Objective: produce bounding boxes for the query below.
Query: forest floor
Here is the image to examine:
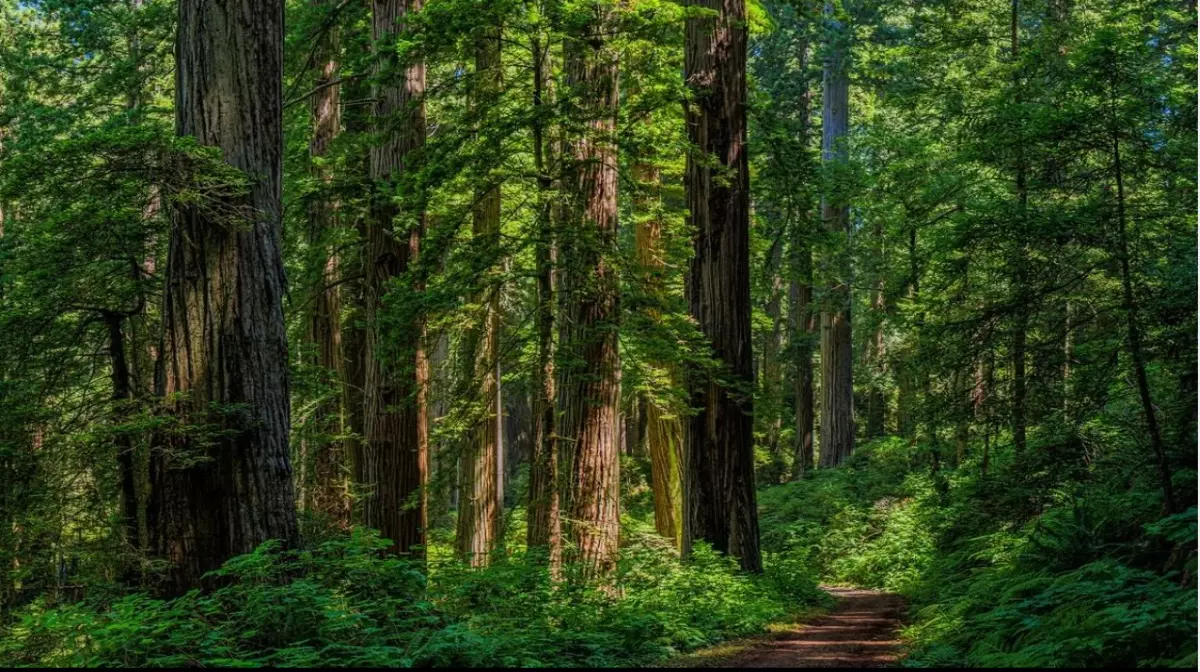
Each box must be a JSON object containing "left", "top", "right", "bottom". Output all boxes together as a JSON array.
[{"left": 664, "top": 587, "right": 907, "bottom": 668}]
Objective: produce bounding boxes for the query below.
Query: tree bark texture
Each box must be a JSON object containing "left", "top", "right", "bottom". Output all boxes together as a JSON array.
[
  {"left": 788, "top": 34, "right": 815, "bottom": 481},
  {"left": 362, "top": 0, "right": 428, "bottom": 556},
  {"left": 456, "top": 26, "right": 504, "bottom": 567},
  {"left": 555, "top": 7, "right": 622, "bottom": 577},
  {"left": 818, "top": 1, "right": 854, "bottom": 468},
  {"left": 303, "top": 0, "right": 350, "bottom": 525},
  {"left": 526, "top": 31, "right": 561, "bottom": 561},
  {"left": 684, "top": 0, "right": 763, "bottom": 573},
  {"left": 150, "top": 0, "right": 297, "bottom": 595}
]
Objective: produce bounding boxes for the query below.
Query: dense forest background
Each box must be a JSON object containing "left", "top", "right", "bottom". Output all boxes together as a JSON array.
[{"left": 0, "top": 0, "right": 1196, "bottom": 667}]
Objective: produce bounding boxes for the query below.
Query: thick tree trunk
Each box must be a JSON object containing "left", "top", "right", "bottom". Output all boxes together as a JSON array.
[
  {"left": 556, "top": 8, "right": 622, "bottom": 577},
  {"left": 456, "top": 26, "right": 504, "bottom": 567},
  {"left": 684, "top": 0, "right": 762, "bottom": 573},
  {"left": 818, "top": 1, "right": 854, "bottom": 468},
  {"left": 149, "top": 0, "right": 297, "bottom": 595},
  {"left": 362, "top": 0, "right": 428, "bottom": 556},
  {"left": 304, "top": 0, "right": 350, "bottom": 525}
]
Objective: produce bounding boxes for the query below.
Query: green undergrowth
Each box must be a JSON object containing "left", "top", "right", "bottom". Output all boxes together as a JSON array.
[
  {"left": 0, "top": 519, "right": 825, "bottom": 668},
  {"left": 757, "top": 434, "right": 1197, "bottom": 668}
]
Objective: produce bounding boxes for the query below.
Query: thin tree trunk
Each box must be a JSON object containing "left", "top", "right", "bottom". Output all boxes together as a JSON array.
[
  {"left": 149, "top": 0, "right": 297, "bottom": 595},
  {"left": 764, "top": 241, "right": 785, "bottom": 480},
  {"left": 1109, "top": 80, "right": 1175, "bottom": 514},
  {"left": 818, "top": 0, "right": 854, "bottom": 468},
  {"left": 684, "top": 0, "right": 762, "bottom": 573},
  {"left": 304, "top": 0, "right": 350, "bottom": 525},
  {"left": 865, "top": 218, "right": 886, "bottom": 439},
  {"left": 1010, "top": 0, "right": 1028, "bottom": 455},
  {"left": 103, "top": 312, "right": 139, "bottom": 556},
  {"left": 362, "top": 0, "right": 428, "bottom": 556},
  {"left": 456, "top": 25, "right": 504, "bottom": 567},
  {"left": 526, "top": 30, "right": 561, "bottom": 563},
  {"left": 790, "top": 255, "right": 815, "bottom": 478},
  {"left": 556, "top": 7, "right": 622, "bottom": 577},
  {"left": 789, "top": 34, "right": 815, "bottom": 480}
]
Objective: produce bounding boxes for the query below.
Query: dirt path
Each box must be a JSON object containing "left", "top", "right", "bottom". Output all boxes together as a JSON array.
[{"left": 721, "top": 587, "right": 907, "bottom": 668}]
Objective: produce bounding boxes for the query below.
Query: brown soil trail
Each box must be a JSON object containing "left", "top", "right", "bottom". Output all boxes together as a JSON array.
[{"left": 722, "top": 587, "right": 907, "bottom": 668}]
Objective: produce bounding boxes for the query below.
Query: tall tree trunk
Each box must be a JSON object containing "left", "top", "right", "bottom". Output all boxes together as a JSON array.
[
  {"left": 818, "top": 0, "right": 854, "bottom": 468},
  {"left": 526, "top": 29, "right": 561, "bottom": 562},
  {"left": 789, "top": 34, "right": 815, "bottom": 481},
  {"left": 556, "top": 6, "right": 622, "bottom": 577},
  {"left": 684, "top": 0, "right": 762, "bottom": 573},
  {"left": 149, "top": 0, "right": 297, "bottom": 595},
  {"left": 456, "top": 26, "right": 504, "bottom": 567},
  {"left": 342, "top": 72, "right": 370, "bottom": 533},
  {"left": 1109, "top": 76, "right": 1175, "bottom": 514},
  {"left": 362, "top": 0, "right": 428, "bottom": 556},
  {"left": 1010, "top": 0, "right": 1028, "bottom": 455},
  {"left": 304, "top": 0, "right": 350, "bottom": 525}
]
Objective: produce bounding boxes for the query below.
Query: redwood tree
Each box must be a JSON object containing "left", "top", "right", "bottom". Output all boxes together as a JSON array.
[
  {"left": 456, "top": 24, "right": 504, "bottom": 567},
  {"left": 555, "top": 3, "right": 622, "bottom": 576},
  {"left": 683, "top": 0, "right": 762, "bottom": 573},
  {"left": 303, "top": 0, "right": 350, "bottom": 525},
  {"left": 817, "top": 0, "right": 854, "bottom": 468},
  {"left": 149, "top": 0, "right": 297, "bottom": 594},
  {"left": 360, "top": 0, "right": 428, "bottom": 556}
]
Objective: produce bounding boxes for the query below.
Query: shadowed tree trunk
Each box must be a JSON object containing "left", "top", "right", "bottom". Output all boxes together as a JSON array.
[
  {"left": 103, "top": 311, "right": 139, "bottom": 556},
  {"left": 361, "top": 0, "right": 428, "bottom": 556},
  {"left": 303, "top": 0, "right": 350, "bottom": 525},
  {"left": 684, "top": 0, "right": 762, "bottom": 573},
  {"left": 149, "top": 0, "right": 297, "bottom": 595},
  {"left": 763, "top": 241, "right": 785, "bottom": 481},
  {"left": 456, "top": 24, "right": 503, "bottom": 567},
  {"left": 555, "top": 5, "right": 622, "bottom": 577},
  {"left": 1010, "top": 0, "right": 1029, "bottom": 456},
  {"left": 790, "top": 250, "right": 815, "bottom": 478},
  {"left": 526, "top": 28, "right": 561, "bottom": 562},
  {"left": 818, "top": 0, "right": 854, "bottom": 468},
  {"left": 1108, "top": 67, "right": 1175, "bottom": 514},
  {"left": 788, "top": 32, "right": 815, "bottom": 481}
]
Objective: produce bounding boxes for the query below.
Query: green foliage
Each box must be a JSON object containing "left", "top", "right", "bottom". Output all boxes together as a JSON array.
[
  {"left": 758, "top": 433, "right": 1198, "bottom": 669},
  {"left": 0, "top": 528, "right": 824, "bottom": 668}
]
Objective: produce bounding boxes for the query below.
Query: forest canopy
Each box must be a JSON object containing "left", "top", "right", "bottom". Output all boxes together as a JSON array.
[{"left": 0, "top": 0, "right": 1195, "bottom": 667}]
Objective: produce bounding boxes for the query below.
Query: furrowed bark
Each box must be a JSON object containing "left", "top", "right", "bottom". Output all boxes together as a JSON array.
[
  {"left": 150, "top": 0, "right": 297, "bottom": 595},
  {"left": 684, "top": 0, "right": 763, "bottom": 573},
  {"left": 526, "top": 29, "right": 561, "bottom": 563},
  {"left": 362, "top": 0, "right": 428, "bottom": 556},
  {"left": 304, "top": 0, "right": 350, "bottom": 525},
  {"left": 818, "top": 0, "right": 854, "bottom": 468},
  {"left": 556, "top": 5, "right": 622, "bottom": 577},
  {"left": 456, "top": 25, "right": 504, "bottom": 567}
]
